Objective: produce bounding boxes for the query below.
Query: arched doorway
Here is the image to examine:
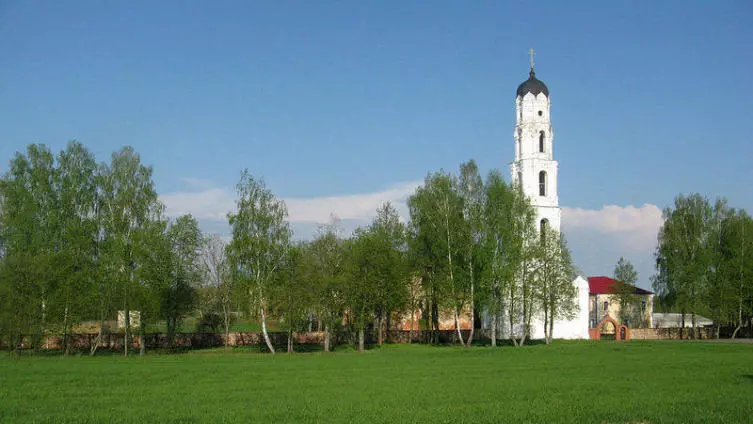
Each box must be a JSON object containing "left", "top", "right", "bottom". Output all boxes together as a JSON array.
[
  {"left": 589, "top": 316, "right": 629, "bottom": 341},
  {"left": 600, "top": 320, "right": 616, "bottom": 341}
]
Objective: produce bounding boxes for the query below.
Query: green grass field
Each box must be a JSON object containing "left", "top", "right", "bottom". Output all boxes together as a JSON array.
[{"left": 1, "top": 341, "right": 751, "bottom": 423}]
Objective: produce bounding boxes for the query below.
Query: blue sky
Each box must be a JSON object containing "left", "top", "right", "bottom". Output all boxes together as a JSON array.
[{"left": 1, "top": 1, "right": 752, "bottom": 288}]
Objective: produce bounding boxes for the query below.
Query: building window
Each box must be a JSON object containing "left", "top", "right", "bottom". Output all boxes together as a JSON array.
[
  {"left": 641, "top": 301, "right": 647, "bottom": 312},
  {"left": 603, "top": 301, "right": 608, "bottom": 312},
  {"left": 517, "top": 172, "right": 522, "bottom": 186},
  {"left": 539, "top": 131, "right": 545, "bottom": 153},
  {"left": 538, "top": 110, "right": 543, "bottom": 117},
  {"left": 538, "top": 171, "right": 546, "bottom": 196},
  {"left": 540, "top": 219, "right": 549, "bottom": 244}
]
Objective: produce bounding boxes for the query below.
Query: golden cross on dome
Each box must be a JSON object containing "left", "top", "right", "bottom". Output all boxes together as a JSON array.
[{"left": 529, "top": 48, "right": 535, "bottom": 70}]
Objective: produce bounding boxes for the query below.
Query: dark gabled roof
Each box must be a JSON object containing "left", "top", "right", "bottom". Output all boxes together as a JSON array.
[
  {"left": 588, "top": 276, "right": 654, "bottom": 295},
  {"left": 516, "top": 69, "right": 549, "bottom": 98}
]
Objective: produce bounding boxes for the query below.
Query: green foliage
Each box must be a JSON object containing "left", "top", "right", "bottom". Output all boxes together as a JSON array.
[
  {"left": 536, "top": 227, "right": 578, "bottom": 344},
  {"left": 654, "top": 193, "right": 753, "bottom": 335},
  {"left": 347, "top": 202, "right": 410, "bottom": 346},
  {"left": 226, "top": 170, "right": 291, "bottom": 353},
  {"left": 613, "top": 257, "right": 642, "bottom": 327}
]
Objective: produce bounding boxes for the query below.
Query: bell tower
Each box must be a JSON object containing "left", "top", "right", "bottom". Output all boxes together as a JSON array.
[{"left": 510, "top": 49, "right": 561, "bottom": 233}]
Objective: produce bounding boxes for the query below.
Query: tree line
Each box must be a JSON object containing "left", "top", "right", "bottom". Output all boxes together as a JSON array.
[
  {"left": 0, "top": 143, "right": 582, "bottom": 355},
  {"left": 653, "top": 194, "right": 753, "bottom": 338}
]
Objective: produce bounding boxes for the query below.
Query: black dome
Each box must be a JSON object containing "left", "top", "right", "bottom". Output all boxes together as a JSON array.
[{"left": 516, "top": 69, "right": 549, "bottom": 98}]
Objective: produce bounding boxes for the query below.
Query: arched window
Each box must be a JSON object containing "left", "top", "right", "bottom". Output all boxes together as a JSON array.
[
  {"left": 538, "top": 171, "right": 546, "bottom": 196},
  {"left": 540, "top": 218, "right": 549, "bottom": 244},
  {"left": 539, "top": 131, "right": 545, "bottom": 153}
]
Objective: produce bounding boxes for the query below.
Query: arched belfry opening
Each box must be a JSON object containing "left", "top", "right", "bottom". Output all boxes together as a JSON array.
[
  {"left": 540, "top": 218, "right": 549, "bottom": 244},
  {"left": 539, "top": 131, "right": 545, "bottom": 153},
  {"left": 538, "top": 171, "right": 547, "bottom": 196}
]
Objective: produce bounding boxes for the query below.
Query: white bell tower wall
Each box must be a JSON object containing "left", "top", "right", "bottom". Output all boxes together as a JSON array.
[{"left": 510, "top": 90, "right": 561, "bottom": 233}]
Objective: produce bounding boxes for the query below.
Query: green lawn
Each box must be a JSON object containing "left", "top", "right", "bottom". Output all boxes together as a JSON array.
[{"left": 1, "top": 341, "right": 751, "bottom": 423}]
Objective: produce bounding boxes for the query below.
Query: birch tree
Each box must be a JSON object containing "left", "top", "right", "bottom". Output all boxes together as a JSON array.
[
  {"left": 201, "top": 234, "right": 233, "bottom": 346},
  {"left": 536, "top": 227, "right": 577, "bottom": 345},
  {"left": 653, "top": 194, "right": 712, "bottom": 338},
  {"left": 722, "top": 210, "right": 753, "bottom": 339},
  {"left": 98, "top": 146, "right": 162, "bottom": 356},
  {"left": 408, "top": 171, "right": 466, "bottom": 345},
  {"left": 458, "top": 161, "right": 483, "bottom": 347},
  {"left": 227, "top": 170, "right": 291, "bottom": 354},
  {"left": 612, "top": 257, "right": 640, "bottom": 326},
  {"left": 480, "top": 171, "right": 535, "bottom": 347},
  {"left": 308, "top": 221, "right": 347, "bottom": 352}
]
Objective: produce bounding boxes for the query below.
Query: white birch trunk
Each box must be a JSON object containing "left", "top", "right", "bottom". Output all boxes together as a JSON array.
[{"left": 260, "top": 300, "right": 275, "bottom": 354}]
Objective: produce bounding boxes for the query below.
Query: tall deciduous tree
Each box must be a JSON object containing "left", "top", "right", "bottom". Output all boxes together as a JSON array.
[
  {"left": 457, "top": 161, "right": 484, "bottom": 347},
  {"left": 480, "top": 171, "right": 536, "bottom": 347},
  {"left": 161, "top": 215, "right": 202, "bottom": 349},
  {"left": 306, "top": 220, "right": 348, "bottom": 352},
  {"left": 227, "top": 171, "right": 291, "bottom": 354},
  {"left": 721, "top": 210, "right": 753, "bottom": 339},
  {"left": 98, "top": 146, "right": 163, "bottom": 356},
  {"left": 0, "top": 145, "right": 59, "bottom": 351},
  {"left": 654, "top": 194, "right": 712, "bottom": 338},
  {"left": 612, "top": 257, "right": 640, "bottom": 327},
  {"left": 201, "top": 234, "right": 233, "bottom": 346},
  {"left": 536, "top": 227, "right": 577, "bottom": 345},
  {"left": 408, "top": 171, "right": 466, "bottom": 345},
  {"left": 348, "top": 202, "right": 409, "bottom": 349}
]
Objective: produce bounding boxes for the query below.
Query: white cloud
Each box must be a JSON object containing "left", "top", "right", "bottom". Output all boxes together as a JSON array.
[
  {"left": 283, "top": 181, "right": 420, "bottom": 223},
  {"left": 561, "top": 204, "right": 664, "bottom": 286},
  {"left": 561, "top": 204, "right": 663, "bottom": 252},
  {"left": 161, "top": 187, "right": 235, "bottom": 222},
  {"left": 160, "top": 182, "right": 663, "bottom": 287},
  {"left": 160, "top": 180, "right": 421, "bottom": 226}
]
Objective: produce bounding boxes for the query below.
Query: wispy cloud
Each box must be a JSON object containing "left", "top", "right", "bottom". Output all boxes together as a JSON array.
[
  {"left": 160, "top": 180, "right": 421, "bottom": 225},
  {"left": 562, "top": 204, "right": 663, "bottom": 252},
  {"left": 161, "top": 182, "right": 663, "bottom": 286}
]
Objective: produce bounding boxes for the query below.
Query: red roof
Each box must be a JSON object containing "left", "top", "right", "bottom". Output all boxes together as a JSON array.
[{"left": 588, "top": 276, "right": 654, "bottom": 295}]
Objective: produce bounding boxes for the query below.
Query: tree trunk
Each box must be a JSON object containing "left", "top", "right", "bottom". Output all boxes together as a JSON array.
[
  {"left": 409, "top": 308, "right": 415, "bottom": 344},
  {"left": 90, "top": 328, "right": 102, "bottom": 356},
  {"left": 431, "top": 296, "right": 439, "bottom": 344},
  {"left": 548, "top": 311, "right": 554, "bottom": 345},
  {"left": 510, "top": 308, "right": 518, "bottom": 348},
  {"left": 378, "top": 313, "right": 384, "bottom": 346},
  {"left": 490, "top": 310, "right": 497, "bottom": 347},
  {"left": 139, "top": 321, "right": 145, "bottom": 356},
  {"left": 260, "top": 301, "right": 275, "bottom": 354},
  {"left": 358, "top": 327, "right": 365, "bottom": 352},
  {"left": 731, "top": 303, "right": 743, "bottom": 339},
  {"left": 324, "top": 323, "right": 331, "bottom": 352},
  {"left": 454, "top": 308, "right": 465, "bottom": 346},
  {"left": 124, "top": 302, "right": 130, "bottom": 358},
  {"left": 287, "top": 328, "right": 294, "bottom": 353},
  {"left": 222, "top": 303, "right": 230, "bottom": 349},
  {"left": 466, "top": 277, "right": 474, "bottom": 348}
]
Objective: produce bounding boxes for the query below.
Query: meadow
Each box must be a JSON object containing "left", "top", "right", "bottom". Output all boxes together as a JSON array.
[{"left": 1, "top": 341, "right": 751, "bottom": 423}]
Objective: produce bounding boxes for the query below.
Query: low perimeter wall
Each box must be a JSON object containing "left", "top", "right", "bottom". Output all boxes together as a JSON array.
[
  {"left": 630, "top": 327, "right": 715, "bottom": 340},
  {"left": 0, "top": 330, "right": 474, "bottom": 350}
]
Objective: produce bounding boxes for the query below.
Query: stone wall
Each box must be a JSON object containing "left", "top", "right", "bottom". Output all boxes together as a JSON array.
[
  {"left": 0, "top": 330, "right": 474, "bottom": 351},
  {"left": 630, "top": 327, "right": 715, "bottom": 340}
]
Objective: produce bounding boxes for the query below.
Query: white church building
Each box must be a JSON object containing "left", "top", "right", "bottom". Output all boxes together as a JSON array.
[{"left": 485, "top": 54, "right": 590, "bottom": 340}]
